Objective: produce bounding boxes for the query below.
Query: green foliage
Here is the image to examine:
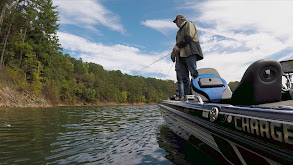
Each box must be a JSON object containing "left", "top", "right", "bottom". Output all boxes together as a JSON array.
[
  {"left": 0, "top": 0, "right": 177, "bottom": 105},
  {"left": 121, "top": 91, "right": 127, "bottom": 103},
  {"left": 228, "top": 81, "right": 239, "bottom": 92},
  {"left": 6, "top": 67, "right": 27, "bottom": 90}
]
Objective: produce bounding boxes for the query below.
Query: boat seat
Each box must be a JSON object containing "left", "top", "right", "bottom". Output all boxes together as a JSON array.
[
  {"left": 191, "top": 68, "right": 232, "bottom": 102},
  {"left": 231, "top": 59, "right": 282, "bottom": 105}
]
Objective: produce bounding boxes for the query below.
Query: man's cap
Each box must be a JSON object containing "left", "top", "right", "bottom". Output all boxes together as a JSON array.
[{"left": 173, "top": 14, "right": 186, "bottom": 23}]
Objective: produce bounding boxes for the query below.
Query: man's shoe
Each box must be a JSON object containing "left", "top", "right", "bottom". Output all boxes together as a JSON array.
[{"left": 175, "top": 96, "right": 184, "bottom": 101}]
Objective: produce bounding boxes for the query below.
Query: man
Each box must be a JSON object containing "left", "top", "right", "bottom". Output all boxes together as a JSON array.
[{"left": 172, "top": 14, "right": 203, "bottom": 99}]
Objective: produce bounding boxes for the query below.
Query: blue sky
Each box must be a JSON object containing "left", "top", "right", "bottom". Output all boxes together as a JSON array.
[{"left": 53, "top": 0, "right": 293, "bottom": 82}]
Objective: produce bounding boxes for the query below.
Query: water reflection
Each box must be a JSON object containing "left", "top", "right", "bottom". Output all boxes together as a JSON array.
[
  {"left": 0, "top": 105, "right": 217, "bottom": 164},
  {"left": 157, "top": 125, "right": 220, "bottom": 165}
]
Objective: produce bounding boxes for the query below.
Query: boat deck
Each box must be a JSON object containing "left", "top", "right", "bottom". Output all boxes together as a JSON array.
[{"left": 258, "top": 100, "right": 293, "bottom": 108}]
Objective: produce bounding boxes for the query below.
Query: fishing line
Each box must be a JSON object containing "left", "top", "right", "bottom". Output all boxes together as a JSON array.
[
  {"left": 132, "top": 53, "right": 171, "bottom": 76},
  {"left": 164, "top": 62, "right": 174, "bottom": 79}
]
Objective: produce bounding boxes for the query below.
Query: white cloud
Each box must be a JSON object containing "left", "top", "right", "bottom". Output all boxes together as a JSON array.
[
  {"left": 53, "top": 0, "right": 125, "bottom": 34},
  {"left": 57, "top": 32, "right": 176, "bottom": 80},
  {"left": 196, "top": 1, "right": 293, "bottom": 40},
  {"left": 141, "top": 19, "right": 177, "bottom": 35}
]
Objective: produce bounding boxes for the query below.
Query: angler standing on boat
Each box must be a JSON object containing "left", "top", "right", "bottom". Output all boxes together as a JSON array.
[{"left": 172, "top": 14, "right": 204, "bottom": 100}]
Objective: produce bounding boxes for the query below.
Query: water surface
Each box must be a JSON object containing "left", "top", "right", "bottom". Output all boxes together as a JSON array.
[{"left": 0, "top": 105, "right": 218, "bottom": 164}]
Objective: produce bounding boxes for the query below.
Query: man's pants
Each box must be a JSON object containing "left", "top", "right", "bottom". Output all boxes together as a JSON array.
[{"left": 176, "top": 55, "right": 197, "bottom": 97}]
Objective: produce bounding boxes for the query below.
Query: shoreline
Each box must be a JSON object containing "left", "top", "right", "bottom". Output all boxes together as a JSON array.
[
  {"left": 0, "top": 86, "right": 157, "bottom": 109},
  {"left": 0, "top": 102, "right": 157, "bottom": 109},
  {"left": 53, "top": 102, "right": 157, "bottom": 107}
]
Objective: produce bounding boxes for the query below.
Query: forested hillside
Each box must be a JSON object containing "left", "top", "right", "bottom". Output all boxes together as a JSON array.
[{"left": 0, "top": 0, "right": 176, "bottom": 105}]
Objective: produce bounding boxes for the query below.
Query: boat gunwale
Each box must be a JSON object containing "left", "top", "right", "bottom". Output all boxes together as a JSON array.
[{"left": 161, "top": 100, "right": 293, "bottom": 123}]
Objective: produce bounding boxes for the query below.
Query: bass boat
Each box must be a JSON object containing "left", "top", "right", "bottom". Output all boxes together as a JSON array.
[{"left": 158, "top": 59, "right": 293, "bottom": 164}]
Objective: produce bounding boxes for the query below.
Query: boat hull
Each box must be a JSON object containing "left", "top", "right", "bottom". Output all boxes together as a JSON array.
[{"left": 158, "top": 100, "right": 293, "bottom": 164}]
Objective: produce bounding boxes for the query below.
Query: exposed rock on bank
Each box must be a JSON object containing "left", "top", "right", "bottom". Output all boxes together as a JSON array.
[{"left": 0, "top": 86, "right": 51, "bottom": 108}]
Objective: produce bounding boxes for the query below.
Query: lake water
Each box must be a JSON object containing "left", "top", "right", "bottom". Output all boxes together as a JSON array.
[{"left": 0, "top": 105, "right": 219, "bottom": 164}]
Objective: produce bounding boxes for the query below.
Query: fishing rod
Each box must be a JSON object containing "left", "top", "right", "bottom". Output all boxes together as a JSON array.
[{"left": 132, "top": 53, "right": 171, "bottom": 76}]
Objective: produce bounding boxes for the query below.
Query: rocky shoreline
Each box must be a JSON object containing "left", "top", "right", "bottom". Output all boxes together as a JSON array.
[
  {"left": 0, "top": 86, "right": 156, "bottom": 108},
  {"left": 0, "top": 86, "right": 51, "bottom": 108}
]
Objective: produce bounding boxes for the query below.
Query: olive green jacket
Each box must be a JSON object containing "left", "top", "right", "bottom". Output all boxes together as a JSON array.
[{"left": 176, "top": 21, "right": 203, "bottom": 60}]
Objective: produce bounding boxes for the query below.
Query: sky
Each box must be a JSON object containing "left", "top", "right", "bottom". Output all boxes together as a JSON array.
[{"left": 52, "top": 0, "right": 293, "bottom": 83}]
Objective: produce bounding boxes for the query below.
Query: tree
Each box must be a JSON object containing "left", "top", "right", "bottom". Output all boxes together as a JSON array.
[
  {"left": 0, "top": 0, "right": 19, "bottom": 68},
  {"left": 121, "top": 91, "right": 127, "bottom": 103},
  {"left": 0, "top": 0, "right": 13, "bottom": 33}
]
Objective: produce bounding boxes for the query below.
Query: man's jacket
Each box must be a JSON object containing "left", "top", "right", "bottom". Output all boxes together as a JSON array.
[{"left": 176, "top": 21, "right": 203, "bottom": 61}]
